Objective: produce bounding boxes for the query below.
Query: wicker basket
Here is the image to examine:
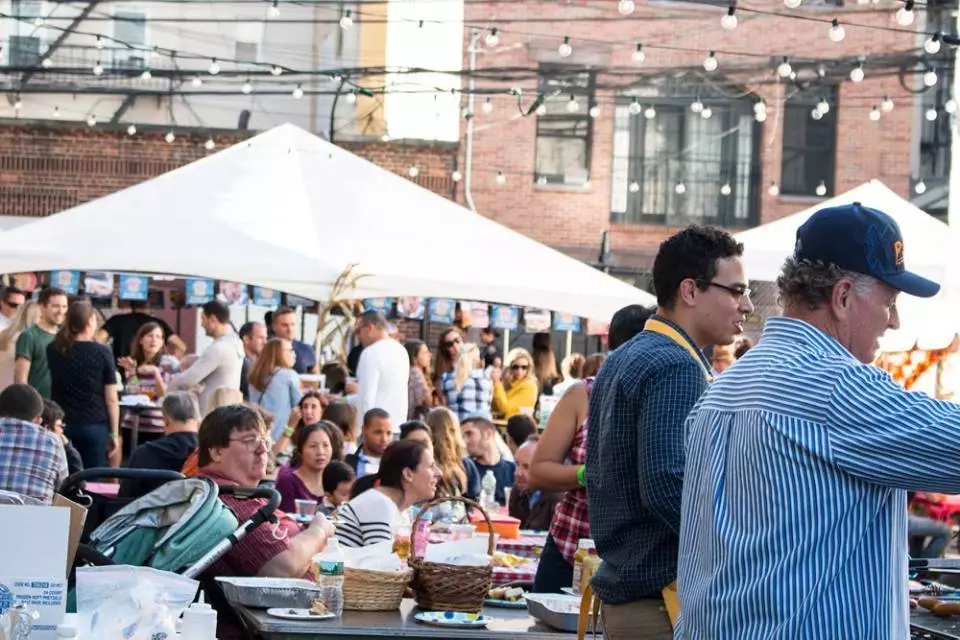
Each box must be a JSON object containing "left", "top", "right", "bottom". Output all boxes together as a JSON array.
[
  {"left": 408, "top": 496, "right": 495, "bottom": 613},
  {"left": 343, "top": 566, "right": 412, "bottom": 611}
]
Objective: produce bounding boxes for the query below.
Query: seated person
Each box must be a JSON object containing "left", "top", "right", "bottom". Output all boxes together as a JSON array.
[
  {"left": 322, "top": 460, "right": 356, "bottom": 512},
  {"left": 0, "top": 384, "right": 68, "bottom": 503},
  {"left": 336, "top": 440, "right": 437, "bottom": 548},
  {"left": 508, "top": 436, "right": 561, "bottom": 531},
  {"left": 505, "top": 414, "right": 537, "bottom": 454},
  {"left": 399, "top": 420, "right": 433, "bottom": 451},
  {"left": 120, "top": 392, "right": 202, "bottom": 499},
  {"left": 462, "top": 415, "right": 515, "bottom": 505},
  {"left": 198, "top": 405, "right": 335, "bottom": 578},
  {"left": 41, "top": 399, "right": 83, "bottom": 477},
  {"left": 344, "top": 408, "right": 393, "bottom": 477},
  {"left": 275, "top": 422, "right": 342, "bottom": 513}
]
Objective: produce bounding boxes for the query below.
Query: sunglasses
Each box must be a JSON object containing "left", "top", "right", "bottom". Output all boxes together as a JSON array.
[
  {"left": 511, "top": 364, "right": 529, "bottom": 371},
  {"left": 444, "top": 338, "right": 462, "bottom": 348}
]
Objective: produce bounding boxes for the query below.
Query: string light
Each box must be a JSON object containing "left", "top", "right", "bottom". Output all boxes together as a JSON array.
[
  {"left": 690, "top": 99, "right": 703, "bottom": 114},
  {"left": 850, "top": 62, "right": 864, "bottom": 83},
  {"left": 777, "top": 57, "right": 792, "bottom": 79},
  {"left": 208, "top": 58, "right": 220, "bottom": 75},
  {"left": 675, "top": 182, "right": 687, "bottom": 195},
  {"left": 816, "top": 97, "right": 830, "bottom": 115},
  {"left": 165, "top": 130, "right": 175, "bottom": 143},
  {"left": 703, "top": 51, "right": 718, "bottom": 72},
  {"left": 204, "top": 138, "right": 216, "bottom": 151},
  {"left": 53, "top": 106, "right": 60, "bottom": 118},
  {"left": 644, "top": 105, "right": 656, "bottom": 119},
  {"left": 13, "top": 96, "right": 21, "bottom": 111},
  {"left": 566, "top": 95, "right": 579, "bottom": 113},
  {"left": 481, "top": 98, "right": 493, "bottom": 114},
  {"left": 589, "top": 104, "right": 600, "bottom": 118},
  {"left": 86, "top": 114, "right": 96, "bottom": 127},
  {"left": 946, "top": 99, "right": 958, "bottom": 114},
  {"left": 628, "top": 97, "right": 642, "bottom": 115},
  {"left": 345, "top": 91, "right": 357, "bottom": 105},
  {"left": 632, "top": 43, "right": 645, "bottom": 64},
  {"left": 721, "top": 5, "right": 738, "bottom": 30},
  {"left": 925, "top": 33, "right": 942, "bottom": 55},
  {"left": 92, "top": 61, "right": 103, "bottom": 76},
  {"left": 701, "top": 106, "right": 713, "bottom": 119},
  {"left": 881, "top": 96, "right": 894, "bottom": 113},
  {"left": 811, "top": 108, "right": 823, "bottom": 121},
  {"left": 268, "top": 0, "right": 280, "bottom": 17},
  {"left": 755, "top": 110, "right": 767, "bottom": 122},
  {"left": 924, "top": 69, "right": 938, "bottom": 87},
  {"left": 926, "top": 107, "right": 938, "bottom": 121},
  {"left": 828, "top": 19, "right": 845, "bottom": 43},
  {"left": 720, "top": 183, "right": 732, "bottom": 196},
  {"left": 496, "top": 171, "right": 507, "bottom": 185},
  {"left": 815, "top": 181, "right": 827, "bottom": 197},
  {"left": 768, "top": 182, "right": 780, "bottom": 196},
  {"left": 41, "top": 58, "right": 52, "bottom": 69},
  {"left": 408, "top": 165, "right": 419, "bottom": 178},
  {"left": 558, "top": 36, "right": 572, "bottom": 58},
  {"left": 915, "top": 179, "right": 927, "bottom": 195},
  {"left": 33, "top": 16, "right": 43, "bottom": 26},
  {"left": 451, "top": 170, "right": 463, "bottom": 182},
  {"left": 191, "top": 76, "right": 203, "bottom": 87},
  {"left": 869, "top": 106, "right": 881, "bottom": 121},
  {"left": 485, "top": 28, "right": 499, "bottom": 47},
  {"left": 292, "top": 84, "right": 304, "bottom": 99},
  {"left": 140, "top": 68, "right": 152, "bottom": 80},
  {"left": 242, "top": 79, "right": 253, "bottom": 94},
  {"left": 618, "top": 0, "right": 636, "bottom": 15},
  {"left": 896, "top": 0, "right": 915, "bottom": 27},
  {"left": 126, "top": 124, "right": 136, "bottom": 135},
  {"left": 536, "top": 104, "right": 547, "bottom": 116},
  {"left": 629, "top": 181, "right": 640, "bottom": 193},
  {"left": 339, "top": 10, "right": 353, "bottom": 29},
  {"left": 784, "top": 0, "right": 802, "bottom": 7},
  {"left": 95, "top": 35, "right": 104, "bottom": 50},
  {"left": 270, "top": 65, "right": 282, "bottom": 76}
]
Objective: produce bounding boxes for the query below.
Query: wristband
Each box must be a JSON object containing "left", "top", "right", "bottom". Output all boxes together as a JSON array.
[
  {"left": 284, "top": 426, "right": 295, "bottom": 438},
  {"left": 110, "top": 432, "right": 121, "bottom": 441},
  {"left": 576, "top": 464, "right": 587, "bottom": 488}
]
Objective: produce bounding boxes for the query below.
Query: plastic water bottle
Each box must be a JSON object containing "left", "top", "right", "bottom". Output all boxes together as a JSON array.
[
  {"left": 481, "top": 470, "right": 497, "bottom": 510},
  {"left": 314, "top": 538, "right": 346, "bottom": 617},
  {"left": 180, "top": 592, "right": 217, "bottom": 640}
]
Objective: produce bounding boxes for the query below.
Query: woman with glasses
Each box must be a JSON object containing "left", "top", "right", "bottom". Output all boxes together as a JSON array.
[
  {"left": 432, "top": 329, "right": 462, "bottom": 403},
  {"left": 492, "top": 348, "right": 539, "bottom": 420},
  {"left": 248, "top": 338, "right": 302, "bottom": 441}
]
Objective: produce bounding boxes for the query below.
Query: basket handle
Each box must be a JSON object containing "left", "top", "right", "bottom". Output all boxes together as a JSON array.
[{"left": 409, "top": 496, "right": 495, "bottom": 561}]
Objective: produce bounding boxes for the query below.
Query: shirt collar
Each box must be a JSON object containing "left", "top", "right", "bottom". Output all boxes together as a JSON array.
[
  {"left": 647, "top": 314, "right": 713, "bottom": 374},
  {"left": 760, "top": 316, "right": 859, "bottom": 362}
]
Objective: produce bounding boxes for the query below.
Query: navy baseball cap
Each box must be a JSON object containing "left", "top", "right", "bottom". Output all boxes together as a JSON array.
[{"left": 794, "top": 201, "right": 940, "bottom": 298}]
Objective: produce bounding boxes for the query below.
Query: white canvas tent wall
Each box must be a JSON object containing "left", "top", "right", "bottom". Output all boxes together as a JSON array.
[
  {"left": 0, "top": 124, "right": 653, "bottom": 320},
  {"left": 735, "top": 180, "right": 960, "bottom": 351}
]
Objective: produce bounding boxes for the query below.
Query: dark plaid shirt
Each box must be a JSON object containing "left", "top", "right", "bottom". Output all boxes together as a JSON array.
[{"left": 585, "top": 316, "right": 710, "bottom": 604}]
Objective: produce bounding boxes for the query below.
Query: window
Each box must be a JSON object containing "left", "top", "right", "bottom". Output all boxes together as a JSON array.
[
  {"left": 8, "top": 0, "right": 42, "bottom": 66},
  {"left": 919, "top": 0, "right": 954, "bottom": 186},
  {"left": 112, "top": 10, "right": 147, "bottom": 68},
  {"left": 780, "top": 87, "right": 837, "bottom": 197},
  {"left": 610, "top": 78, "right": 760, "bottom": 227},
  {"left": 534, "top": 67, "right": 595, "bottom": 185},
  {"left": 8, "top": 35, "right": 39, "bottom": 67}
]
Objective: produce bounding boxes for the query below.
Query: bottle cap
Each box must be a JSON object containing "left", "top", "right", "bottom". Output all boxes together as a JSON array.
[{"left": 577, "top": 539, "right": 595, "bottom": 551}]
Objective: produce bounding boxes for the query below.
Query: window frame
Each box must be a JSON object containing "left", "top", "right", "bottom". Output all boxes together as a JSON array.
[
  {"left": 533, "top": 65, "right": 596, "bottom": 186},
  {"left": 111, "top": 7, "right": 149, "bottom": 69},
  {"left": 779, "top": 86, "right": 838, "bottom": 197}
]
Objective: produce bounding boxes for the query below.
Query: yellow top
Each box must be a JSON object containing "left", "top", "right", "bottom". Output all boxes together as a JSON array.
[{"left": 492, "top": 376, "right": 539, "bottom": 419}]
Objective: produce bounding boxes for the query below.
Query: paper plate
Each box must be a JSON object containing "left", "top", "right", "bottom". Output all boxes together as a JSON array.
[
  {"left": 414, "top": 611, "right": 492, "bottom": 628},
  {"left": 266, "top": 608, "right": 336, "bottom": 621},
  {"left": 484, "top": 597, "right": 527, "bottom": 609}
]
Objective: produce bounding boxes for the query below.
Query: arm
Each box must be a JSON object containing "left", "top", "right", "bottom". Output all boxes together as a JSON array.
[
  {"left": 826, "top": 363, "right": 960, "bottom": 493},
  {"left": 288, "top": 371, "right": 303, "bottom": 414},
  {"left": 105, "top": 383, "right": 121, "bottom": 466},
  {"left": 356, "top": 353, "right": 379, "bottom": 415},
  {"left": 168, "top": 345, "right": 221, "bottom": 391},
  {"left": 153, "top": 368, "right": 168, "bottom": 397},
  {"left": 530, "top": 383, "right": 588, "bottom": 491},
  {"left": 13, "top": 333, "right": 32, "bottom": 384},
  {"left": 258, "top": 524, "right": 329, "bottom": 578},
  {"left": 637, "top": 361, "right": 708, "bottom": 535},
  {"left": 493, "top": 378, "right": 538, "bottom": 417}
]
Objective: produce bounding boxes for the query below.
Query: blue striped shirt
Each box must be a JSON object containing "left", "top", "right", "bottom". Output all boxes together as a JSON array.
[{"left": 677, "top": 316, "right": 960, "bottom": 639}]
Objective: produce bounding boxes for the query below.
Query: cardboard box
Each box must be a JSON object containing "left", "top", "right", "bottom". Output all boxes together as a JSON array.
[{"left": 52, "top": 494, "right": 88, "bottom": 578}]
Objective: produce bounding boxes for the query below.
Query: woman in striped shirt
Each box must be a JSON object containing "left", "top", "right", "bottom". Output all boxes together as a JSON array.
[
  {"left": 119, "top": 322, "right": 178, "bottom": 432},
  {"left": 335, "top": 439, "right": 438, "bottom": 548}
]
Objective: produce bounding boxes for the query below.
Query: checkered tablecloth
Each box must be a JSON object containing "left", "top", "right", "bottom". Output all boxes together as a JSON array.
[
  {"left": 492, "top": 563, "right": 538, "bottom": 586},
  {"left": 496, "top": 535, "right": 548, "bottom": 559}
]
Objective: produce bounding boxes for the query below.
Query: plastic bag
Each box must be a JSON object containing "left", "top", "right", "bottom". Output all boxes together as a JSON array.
[{"left": 76, "top": 565, "right": 198, "bottom": 639}]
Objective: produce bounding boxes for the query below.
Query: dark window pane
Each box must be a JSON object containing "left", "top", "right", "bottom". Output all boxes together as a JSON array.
[
  {"left": 535, "top": 65, "right": 594, "bottom": 184},
  {"left": 780, "top": 87, "right": 837, "bottom": 196}
]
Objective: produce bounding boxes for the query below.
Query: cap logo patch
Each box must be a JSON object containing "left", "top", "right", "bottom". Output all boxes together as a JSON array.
[{"left": 893, "top": 240, "right": 904, "bottom": 267}]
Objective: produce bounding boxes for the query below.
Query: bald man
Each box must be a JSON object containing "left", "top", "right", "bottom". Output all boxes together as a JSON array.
[{"left": 509, "top": 437, "right": 562, "bottom": 531}]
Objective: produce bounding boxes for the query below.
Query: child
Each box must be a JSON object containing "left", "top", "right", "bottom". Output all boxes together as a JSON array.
[{"left": 322, "top": 460, "right": 356, "bottom": 512}]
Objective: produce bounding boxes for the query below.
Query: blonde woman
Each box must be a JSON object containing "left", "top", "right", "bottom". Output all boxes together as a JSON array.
[
  {"left": 425, "top": 406, "right": 481, "bottom": 501},
  {"left": 440, "top": 343, "right": 493, "bottom": 422},
  {"left": 0, "top": 300, "right": 38, "bottom": 392},
  {"left": 492, "top": 348, "right": 539, "bottom": 420}
]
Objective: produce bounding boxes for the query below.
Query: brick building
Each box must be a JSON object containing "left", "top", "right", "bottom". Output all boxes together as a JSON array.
[{"left": 458, "top": 0, "right": 952, "bottom": 281}]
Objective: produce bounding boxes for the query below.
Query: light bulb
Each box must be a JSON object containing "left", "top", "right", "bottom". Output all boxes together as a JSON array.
[
  {"left": 165, "top": 130, "right": 175, "bottom": 143},
  {"left": 815, "top": 181, "right": 827, "bottom": 197},
  {"left": 691, "top": 99, "right": 703, "bottom": 114},
  {"left": 721, "top": 5, "right": 738, "bottom": 30},
  {"left": 926, "top": 107, "right": 938, "bottom": 121},
  {"left": 481, "top": 98, "right": 493, "bottom": 114},
  {"left": 881, "top": 96, "right": 894, "bottom": 113},
  {"left": 558, "top": 36, "right": 572, "bottom": 58},
  {"left": 816, "top": 98, "right": 830, "bottom": 114},
  {"left": 896, "top": 3, "right": 915, "bottom": 27},
  {"left": 915, "top": 179, "right": 927, "bottom": 195},
  {"left": 451, "top": 170, "right": 463, "bottom": 182},
  {"left": 720, "top": 183, "right": 731, "bottom": 196},
  {"left": 209, "top": 59, "right": 220, "bottom": 75},
  {"left": 628, "top": 98, "right": 642, "bottom": 115},
  {"left": 95, "top": 35, "right": 104, "bottom": 50},
  {"left": 850, "top": 64, "right": 864, "bottom": 83},
  {"left": 777, "top": 57, "right": 792, "bottom": 78},
  {"left": 269, "top": 0, "right": 280, "bottom": 17},
  {"left": 924, "top": 70, "right": 938, "bottom": 87},
  {"left": 946, "top": 99, "right": 958, "bottom": 114},
  {"left": 41, "top": 58, "right": 52, "bottom": 69},
  {"left": 566, "top": 95, "right": 579, "bottom": 113},
  {"left": 618, "top": 0, "right": 635, "bottom": 15},
  {"left": 126, "top": 124, "right": 136, "bottom": 135},
  {"left": 381, "top": 134, "right": 391, "bottom": 142},
  {"left": 536, "top": 104, "right": 547, "bottom": 116},
  {"left": 485, "top": 28, "right": 499, "bottom": 47},
  {"left": 784, "top": 0, "right": 802, "bottom": 7},
  {"left": 828, "top": 20, "right": 845, "bottom": 43},
  {"left": 292, "top": 84, "right": 303, "bottom": 99},
  {"left": 242, "top": 80, "right": 253, "bottom": 94},
  {"left": 632, "top": 44, "right": 645, "bottom": 64},
  {"left": 191, "top": 76, "right": 202, "bottom": 87},
  {"left": 93, "top": 61, "right": 103, "bottom": 76},
  {"left": 869, "top": 106, "right": 881, "bottom": 121},
  {"left": 408, "top": 165, "right": 419, "bottom": 178},
  {"left": 675, "top": 182, "right": 686, "bottom": 195},
  {"left": 345, "top": 91, "right": 357, "bottom": 105},
  {"left": 270, "top": 65, "right": 282, "bottom": 76},
  {"left": 536, "top": 175, "right": 547, "bottom": 185},
  {"left": 86, "top": 114, "right": 96, "bottom": 127},
  {"left": 33, "top": 16, "right": 43, "bottom": 26},
  {"left": 204, "top": 138, "right": 215, "bottom": 150},
  {"left": 589, "top": 105, "right": 600, "bottom": 118},
  {"left": 755, "top": 110, "right": 767, "bottom": 122},
  {"left": 339, "top": 10, "right": 353, "bottom": 29},
  {"left": 753, "top": 101, "right": 766, "bottom": 115},
  {"left": 768, "top": 182, "right": 780, "bottom": 196},
  {"left": 925, "top": 34, "right": 942, "bottom": 55},
  {"left": 496, "top": 171, "right": 506, "bottom": 185},
  {"left": 140, "top": 69, "right": 151, "bottom": 80},
  {"left": 701, "top": 106, "right": 713, "bottom": 119},
  {"left": 13, "top": 97, "right": 21, "bottom": 111},
  {"left": 811, "top": 108, "right": 824, "bottom": 121},
  {"left": 703, "top": 52, "right": 718, "bottom": 72},
  {"left": 644, "top": 105, "right": 656, "bottom": 119},
  {"left": 53, "top": 106, "right": 60, "bottom": 118},
  {"left": 629, "top": 181, "right": 640, "bottom": 193}
]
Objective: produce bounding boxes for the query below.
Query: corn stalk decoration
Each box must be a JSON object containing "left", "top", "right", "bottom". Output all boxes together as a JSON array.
[{"left": 313, "top": 263, "right": 368, "bottom": 368}]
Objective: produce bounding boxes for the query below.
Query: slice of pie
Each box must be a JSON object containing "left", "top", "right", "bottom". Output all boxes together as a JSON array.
[{"left": 309, "top": 598, "right": 330, "bottom": 616}]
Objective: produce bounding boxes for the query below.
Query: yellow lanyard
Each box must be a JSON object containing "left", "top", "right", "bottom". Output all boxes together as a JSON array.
[{"left": 644, "top": 318, "right": 714, "bottom": 383}]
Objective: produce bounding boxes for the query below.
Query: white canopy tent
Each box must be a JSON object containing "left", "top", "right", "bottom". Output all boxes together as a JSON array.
[
  {"left": 735, "top": 180, "right": 960, "bottom": 351},
  {"left": 0, "top": 123, "right": 653, "bottom": 320}
]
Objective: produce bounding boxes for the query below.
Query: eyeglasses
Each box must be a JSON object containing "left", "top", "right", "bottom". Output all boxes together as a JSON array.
[
  {"left": 3, "top": 300, "right": 19, "bottom": 309},
  {"left": 510, "top": 364, "right": 529, "bottom": 371},
  {"left": 230, "top": 435, "right": 271, "bottom": 451},
  {"left": 699, "top": 280, "right": 751, "bottom": 300}
]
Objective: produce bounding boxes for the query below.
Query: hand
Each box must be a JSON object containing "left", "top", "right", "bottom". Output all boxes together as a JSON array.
[
  {"left": 491, "top": 367, "right": 502, "bottom": 383},
  {"left": 344, "top": 381, "right": 359, "bottom": 395},
  {"left": 107, "top": 434, "right": 122, "bottom": 467},
  {"left": 117, "top": 357, "right": 136, "bottom": 375},
  {"left": 137, "top": 364, "right": 158, "bottom": 377},
  {"left": 309, "top": 512, "right": 336, "bottom": 538},
  {"left": 287, "top": 407, "right": 302, "bottom": 428}
]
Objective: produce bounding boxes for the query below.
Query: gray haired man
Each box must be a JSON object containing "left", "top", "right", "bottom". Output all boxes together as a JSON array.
[{"left": 119, "top": 392, "right": 201, "bottom": 499}]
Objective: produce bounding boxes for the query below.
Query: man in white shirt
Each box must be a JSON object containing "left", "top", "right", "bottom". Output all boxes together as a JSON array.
[
  {"left": 168, "top": 300, "right": 244, "bottom": 412},
  {"left": 355, "top": 311, "right": 408, "bottom": 430},
  {"left": 0, "top": 286, "right": 25, "bottom": 331}
]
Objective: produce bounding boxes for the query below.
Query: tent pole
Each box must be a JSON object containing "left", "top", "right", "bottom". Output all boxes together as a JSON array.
[
  {"left": 463, "top": 30, "right": 480, "bottom": 213},
  {"left": 503, "top": 328, "right": 510, "bottom": 355},
  {"left": 565, "top": 330, "right": 573, "bottom": 359}
]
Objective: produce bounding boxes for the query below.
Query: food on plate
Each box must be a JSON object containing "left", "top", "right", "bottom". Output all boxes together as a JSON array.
[
  {"left": 309, "top": 598, "right": 330, "bottom": 615},
  {"left": 933, "top": 601, "right": 960, "bottom": 618},
  {"left": 492, "top": 552, "right": 529, "bottom": 568},
  {"left": 488, "top": 587, "right": 527, "bottom": 602}
]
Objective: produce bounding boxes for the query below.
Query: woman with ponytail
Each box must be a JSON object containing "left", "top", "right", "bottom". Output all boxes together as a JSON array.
[{"left": 275, "top": 421, "right": 344, "bottom": 513}]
